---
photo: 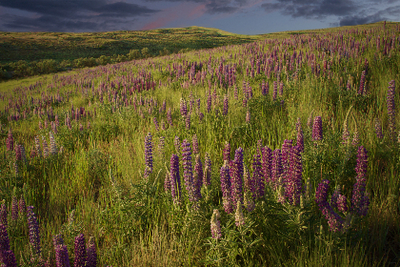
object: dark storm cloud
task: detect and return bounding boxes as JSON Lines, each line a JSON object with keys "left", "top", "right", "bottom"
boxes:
{"left": 339, "top": 14, "right": 384, "bottom": 26}
{"left": 261, "top": 0, "right": 357, "bottom": 19}
{"left": 145, "top": 0, "right": 252, "bottom": 14}
{"left": 0, "top": 0, "right": 158, "bottom": 31}
{"left": 261, "top": 0, "right": 400, "bottom": 26}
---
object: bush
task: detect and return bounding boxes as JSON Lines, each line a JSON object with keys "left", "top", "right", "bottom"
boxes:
{"left": 60, "top": 60, "right": 72, "bottom": 69}
{"left": 127, "top": 49, "right": 140, "bottom": 60}
{"left": 141, "top": 47, "right": 150, "bottom": 58}
{"left": 36, "top": 59, "right": 57, "bottom": 74}
{"left": 159, "top": 47, "right": 170, "bottom": 56}
{"left": 97, "top": 55, "right": 111, "bottom": 65}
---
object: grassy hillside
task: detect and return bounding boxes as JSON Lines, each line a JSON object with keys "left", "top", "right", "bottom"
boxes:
{"left": 0, "top": 26, "right": 260, "bottom": 80}
{"left": 0, "top": 21, "right": 400, "bottom": 266}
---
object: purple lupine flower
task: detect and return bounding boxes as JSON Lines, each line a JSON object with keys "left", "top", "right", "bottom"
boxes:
{"left": 53, "top": 234, "right": 71, "bottom": 267}
{"left": 351, "top": 146, "right": 369, "bottom": 216}
{"left": 273, "top": 81, "right": 277, "bottom": 101}
{"left": 27, "top": 206, "right": 41, "bottom": 256}
{"left": 358, "top": 70, "right": 366, "bottom": 95}
{"left": 246, "top": 110, "right": 251, "bottom": 123}
{"left": 355, "top": 146, "right": 368, "bottom": 179}
{"left": 296, "top": 118, "right": 304, "bottom": 152}
{"left": 86, "top": 237, "right": 97, "bottom": 267}
{"left": 11, "top": 197, "right": 18, "bottom": 221}
{"left": 1, "top": 250, "right": 17, "bottom": 267}
{"left": 15, "top": 144, "right": 21, "bottom": 161}
{"left": 0, "top": 204, "right": 7, "bottom": 227}
{"left": 0, "top": 224, "right": 11, "bottom": 256}
{"left": 252, "top": 153, "right": 264, "bottom": 199}
{"left": 243, "top": 164, "right": 252, "bottom": 193}
{"left": 242, "top": 97, "right": 247, "bottom": 108}
{"left": 49, "top": 132, "right": 57, "bottom": 155}
{"left": 74, "top": 234, "right": 86, "bottom": 267}
{"left": 35, "top": 136, "right": 42, "bottom": 157}
{"left": 279, "top": 82, "right": 284, "bottom": 96}
{"left": 42, "top": 136, "right": 49, "bottom": 158}
{"left": 261, "top": 146, "right": 272, "bottom": 183}
{"left": 180, "top": 98, "right": 187, "bottom": 118}
{"left": 223, "top": 95, "right": 229, "bottom": 116}
{"left": 271, "top": 149, "right": 283, "bottom": 188}
{"left": 199, "top": 112, "right": 204, "bottom": 122}
{"left": 19, "top": 196, "right": 26, "bottom": 215}
{"left": 53, "top": 234, "right": 64, "bottom": 248}
{"left": 210, "top": 209, "right": 222, "bottom": 239}
{"left": 203, "top": 153, "right": 211, "bottom": 187}
{"left": 207, "top": 91, "right": 212, "bottom": 113}
{"left": 235, "top": 202, "right": 245, "bottom": 227}
{"left": 281, "top": 139, "right": 293, "bottom": 172}
{"left": 374, "top": 118, "right": 383, "bottom": 139}
{"left": 231, "top": 148, "right": 244, "bottom": 209}
{"left": 167, "top": 108, "right": 173, "bottom": 127}
{"left": 182, "top": 140, "right": 195, "bottom": 202}
{"left": 153, "top": 117, "right": 159, "bottom": 131}
{"left": 192, "top": 135, "right": 199, "bottom": 155}
{"left": 312, "top": 116, "right": 323, "bottom": 141}
{"left": 193, "top": 154, "right": 203, "bottom": 201}
{"left": 223, "top": 142, "right": 231, "bottom": 161}
{"left": 6, "top": 129, "right": 13, "bottom": 151}
{"left": 55, "top": 244, "right": 71, "bottom": 267}
{"left": 185, "top": 114, "right": 191, "bottom": 130}
{"left": 144, "top": 132, "right": 153, "bottom": 178}
{"left": 387, "top": 80, "right": 396, "bottom": 141}
{"left": 337, "top": 194, "right": 348, "bottom": 213}
{"left": 315, "top": 180, "right": 344, "bottom": 232}
{"left": 170, "top": 154, "right": 181, "bottom": 204}
{"left": 220, "top": 162, "right": 233, "bottom": 213}
{"left": 285, "top": 146, "right": 302, "bottom": 205}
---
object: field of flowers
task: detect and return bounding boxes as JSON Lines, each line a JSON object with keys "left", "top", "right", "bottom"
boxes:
{"left": 0, "top": 21, "right": 400, "bottom": 266}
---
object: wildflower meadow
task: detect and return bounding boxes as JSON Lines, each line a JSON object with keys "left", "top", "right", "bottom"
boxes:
{"left": 1, "top": 21, "right": 400, "bottom": 266}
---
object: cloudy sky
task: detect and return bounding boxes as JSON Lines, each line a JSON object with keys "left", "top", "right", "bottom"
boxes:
{"left": 0, "top": 0, "right": 399, "bottom": 34}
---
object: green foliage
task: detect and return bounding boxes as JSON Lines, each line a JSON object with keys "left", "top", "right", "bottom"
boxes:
{"left": 0, "top": 21, "right": 400, "bottom": 267}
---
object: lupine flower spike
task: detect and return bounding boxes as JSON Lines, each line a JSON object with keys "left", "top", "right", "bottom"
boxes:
{"left": 235, "top": 202, "right": 245, "bottom": 227}
{"left": 210, "top": 209, "right": 222, "bottom": 240}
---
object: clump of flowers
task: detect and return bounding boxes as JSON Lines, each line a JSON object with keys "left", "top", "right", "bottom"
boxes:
{"left": 315, "top": 180, "right": 344, "bottom": 232}
{"left": 312, "top": 116, "right": 323, "bottom": 141}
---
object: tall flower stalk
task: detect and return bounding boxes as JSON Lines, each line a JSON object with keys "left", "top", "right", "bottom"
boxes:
{"left": 144, "top": 132, "right": 153, "bottom": 179}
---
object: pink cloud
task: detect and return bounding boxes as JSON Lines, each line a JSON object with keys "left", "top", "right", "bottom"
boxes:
{"left": 189, "top": 4, "right": 206, "bottom": 19}
{"left": 141, "top": 3, "right": 206, "bottom": 30}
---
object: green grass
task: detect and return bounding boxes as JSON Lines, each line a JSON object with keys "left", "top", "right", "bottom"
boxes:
{"left": 0, "top": 21, "right": 400, "bottom": 266}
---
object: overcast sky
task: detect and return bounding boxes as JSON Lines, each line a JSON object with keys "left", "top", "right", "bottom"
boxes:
{"left": 0, "top": 0, "right": 399, "bottom": 35}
